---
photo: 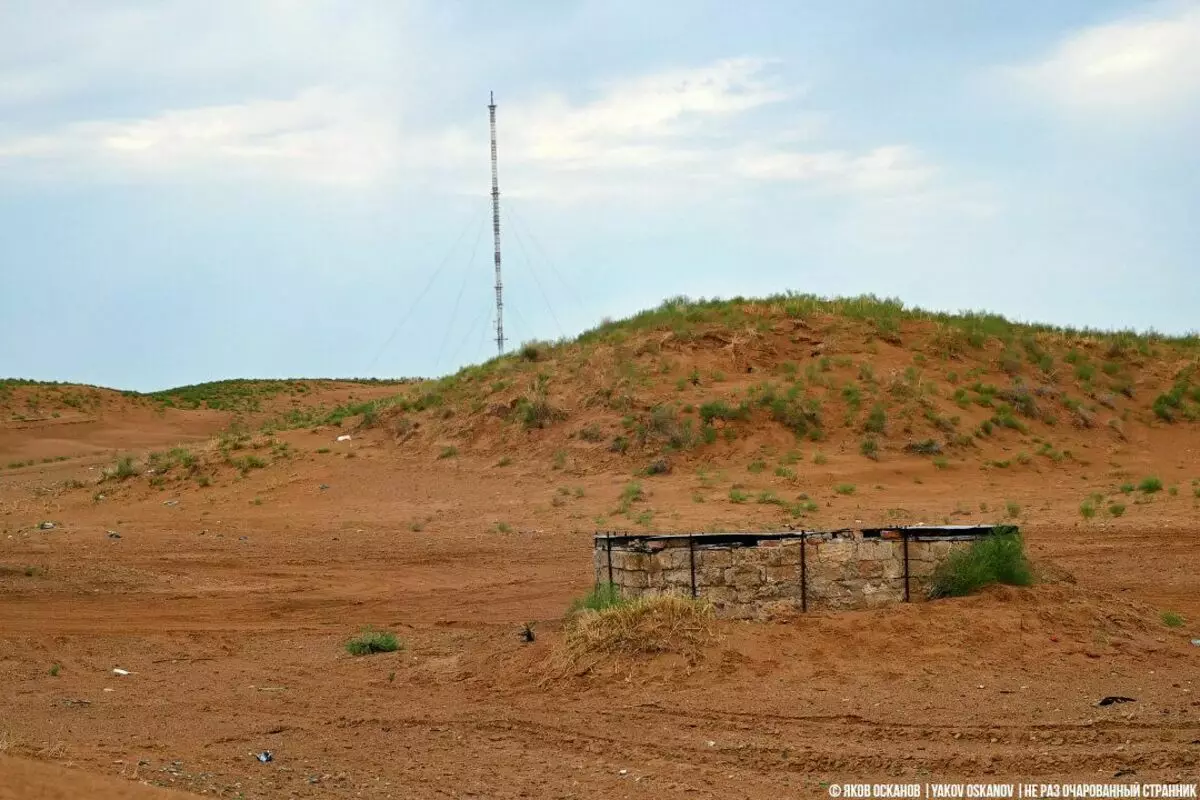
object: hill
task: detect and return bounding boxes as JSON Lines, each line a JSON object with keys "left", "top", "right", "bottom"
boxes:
{"left": 2, "top": 294, "right": 1198, "bottom": 795}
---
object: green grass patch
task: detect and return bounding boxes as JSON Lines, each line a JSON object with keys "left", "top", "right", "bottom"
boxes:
{"left": 928, "top": 530, "right": 1033, "bottom": 598}
{"left": 345, "top": 628, "right": 402, "bottom": 656}
{"left": 1160, "top": 611, "right": 1185, "bottom": 628}
{"left": 568, "top": 583, "right": 625, "bottom": 614}
{"left": 1138, "top": 476, "right": 1163, "bottom": 494}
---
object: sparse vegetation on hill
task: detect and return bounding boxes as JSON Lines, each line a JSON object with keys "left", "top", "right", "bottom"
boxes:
{"left": 301, "top": 293, "right": 1198, "bottom": 488}
{"left": 17, "top": 294, "right": 1200, "bottom": 524}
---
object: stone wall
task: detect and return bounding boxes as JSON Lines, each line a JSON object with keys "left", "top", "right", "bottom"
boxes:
{"left": 593, "top": 528, "right": 988, "bottom": 619}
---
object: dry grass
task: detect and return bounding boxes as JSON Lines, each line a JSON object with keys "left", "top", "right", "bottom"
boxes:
{"left": 560, "top": 593, "right": 718, "bottom": 666}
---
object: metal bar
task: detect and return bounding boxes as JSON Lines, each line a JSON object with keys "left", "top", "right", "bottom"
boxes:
{"left": 903, "top": 529, "right": 911, "bottom": 602}
{"left": 800, "top": 532, "right": 808, "bottom": 613}
{"left": 688, "top": 534, "right": 697, "bottom": 598}
{"left": 606, "top": 532, "right": 614, "bottom": 586}
{"left": 488, "top": 91, "right": 505, "bottom": 355}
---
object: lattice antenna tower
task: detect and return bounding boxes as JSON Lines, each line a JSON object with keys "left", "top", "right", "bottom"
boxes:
{"left": 488, "top": 91, "right": 505, "bottom": 355}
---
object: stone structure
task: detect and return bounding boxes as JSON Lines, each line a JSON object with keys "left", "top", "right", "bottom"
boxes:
{"left": 593, "top": 526, "right": 1006, "bottom": 619}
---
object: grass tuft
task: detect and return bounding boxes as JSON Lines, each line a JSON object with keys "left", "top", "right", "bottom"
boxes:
{"left": 561, "top": 593, "right": 717, "bottom": 661}
{"left": 929, "top": 530, "right": 1032, "bottom": 598}
{"left": 345, "top": 628, "right": 402, "bottom": 656}
{"left": 1160, "top": 611, "right": 1185, "bottom": 628}
{"left": 1138, "top": 476, "right": 1163, "bottom": 494}
{"left": 568, "top": 583, "right": 624, "bottom": 614}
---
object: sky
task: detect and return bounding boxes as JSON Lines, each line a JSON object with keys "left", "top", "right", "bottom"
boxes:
{"left": 2, "top": 1, "right": 1199, "bottom": 391}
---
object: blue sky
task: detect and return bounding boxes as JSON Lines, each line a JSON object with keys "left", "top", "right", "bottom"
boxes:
{"left": 2, "top": 1, "right": 1198, "bottom": 391}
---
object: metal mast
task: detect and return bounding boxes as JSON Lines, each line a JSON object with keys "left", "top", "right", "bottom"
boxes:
{"left": 488, "top": 91, "right": 505, "bottom": 355}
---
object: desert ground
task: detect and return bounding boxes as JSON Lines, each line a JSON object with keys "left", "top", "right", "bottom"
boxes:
{"left": 2, "top": 299, "right": 1198, "bottom": 798}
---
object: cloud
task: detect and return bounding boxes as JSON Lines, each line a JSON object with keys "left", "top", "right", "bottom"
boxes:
{"left": 732, "top": 145, "right": 935, "bottom": 196}
{"left": 1008, "top": 3, "right": 1200, "bottom": 118}
{"left": 0, "top": 23, "right": 954, "bottom": 215}
{"left": 0, "top": 88, "right": 404, "bottom": 185}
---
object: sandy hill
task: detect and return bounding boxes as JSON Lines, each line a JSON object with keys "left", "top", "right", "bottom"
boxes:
{"left": 2, "top": 294, "right": 1198, "bottom": 796}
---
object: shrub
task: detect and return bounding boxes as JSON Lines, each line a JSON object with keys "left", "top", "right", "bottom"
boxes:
{"left": 835, "top": 483, "right": 855, "bottom": 495}
{"left": 1005, "top": 501, "right": 1021, "bottom": 519}
{"left": 568, "top": 583, "right": 624, "bottom": 614}
{"left": 519, "top": 340, "right": 549, "bottom": 361}
{"left": 561, "top": 594, "right": 716, "bottom": 660}
{"left": 932, "top": 457, "right": 949, "bottom": 470}
{"left": 1119, "top": 482, "right": 1134, "bottom": 494}
{"left": 621, "top": 481, "right": 645, "bottom": 504}
{"left": 437, "top": 446, "right": 458, "bottom": 459}
{"left": 644, "top": 458, "right": 670, "bottom": 476}
{"left": 1108, "top": 502, "right": 1126, "bottom": 517}
{"left": 756, "top": 490, "right": 783, "bottom": 505}
{"left": 698, "top": 400, "right": 747, "bottom": 424}
{"left": 905, "top": 439, "right": 941, "bottom": 455}
{"left": 864, "top": 404, "right": 887, "bottom": 433}
{"left": 1079, "top": 499, "right": 1096, "bottom": 519}
{"left": 928, "top": 530, "right": 1033, "bottom": 598}
{"left": 579, "top": 424, "right": 604, "bottom": 442}
{"left": 345, "top": 628, "right": 402, "bottom": 656}
{"left": 1160, "top": 611, "right": 1185, "bottom": 628}
{"left": 998, "top": 350, "right": 1022, "bottom": 375}
{"left": 111, "top": 456, "right": 137, "bottom": 480}
{"left": 1138, "top": 476, "right": 1163, "bottom": 494}
{"left": 860, "top": 437, "right": 879, "bottom": 460}
{"left": 728, "top": 487, "right": 750, "bottom": 503}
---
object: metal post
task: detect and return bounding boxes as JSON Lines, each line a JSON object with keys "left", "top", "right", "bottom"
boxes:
{"left": 688, "top": 534, "right": 697, "bottom": 598}
{"left": 488, "top": 91, "right": 505, "bottom": 355}
{"left": 605, "top": 532, "right": 614, "bottom": 586}
{"left": 902, "top": 530, "right": 911, "bottom": 602}
{"left": 799, "top": 532, "right": 808, "bottom": 613}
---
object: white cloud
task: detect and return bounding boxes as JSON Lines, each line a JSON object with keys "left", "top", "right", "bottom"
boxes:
{"left": 733, "top": 145, "right": 935, "bottom": 196}
{"left": 0, "top": 89, "right": 405, "bottom": 185}
{"left": 0, "top": 19, "right": 954, "bottom": 214}
{"left": 1009, "top": 3, "right": 1200, "bottom": 117}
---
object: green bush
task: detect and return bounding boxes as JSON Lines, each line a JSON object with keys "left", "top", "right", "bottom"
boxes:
{"left": 860, "top": 437, "right": 880, "bottom": 460}
{"left": 929, "top": 531, "right": 1033, "bottom": 598}
{"left": 111, "top": 455, "right": 138, "bottom": 480}
{"left": 568, "top": 583, "right": 624, "bottom": 614}
{"left": 345, "top": 628, "right": 402, "bottom": 656}
{"left": 1160, "top": 611, "right": 1185, "bottom": 628}
{"left": 698, "top": 400, "right": 747, "bottom": 424}
{"left": 1138, "top": 476, "right": 1163, "bottom": 494}
{"left": 864, "top": 404, "right": 887, "bottom": 433}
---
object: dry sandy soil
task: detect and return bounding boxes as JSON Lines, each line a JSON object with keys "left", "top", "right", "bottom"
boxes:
{"left": 2, "top": 312, "right": 1199, "bottom": 798}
